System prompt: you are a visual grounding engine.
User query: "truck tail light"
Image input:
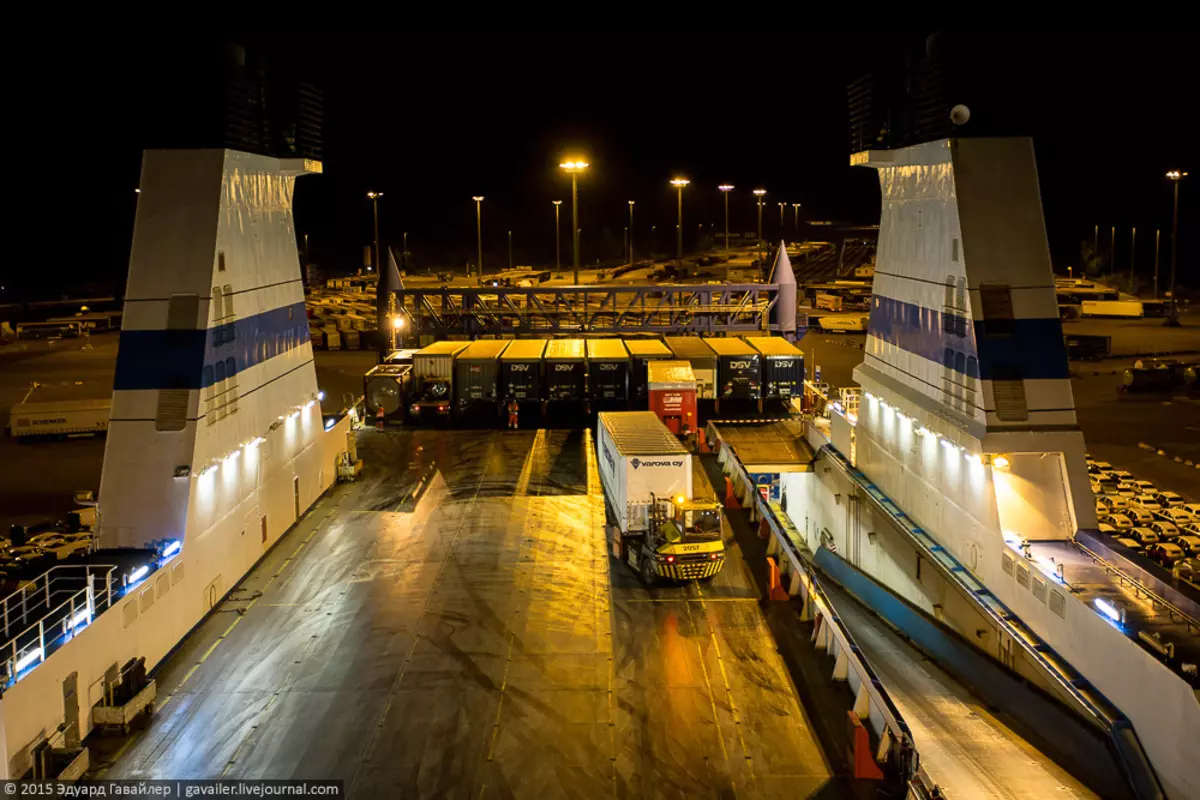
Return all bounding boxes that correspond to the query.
[665,555,675,563]
[710,553,719,560]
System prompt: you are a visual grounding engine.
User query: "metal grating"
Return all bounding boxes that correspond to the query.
[1032,576,1047,603]
[1016,563,1030,589]
[1001,551,1014,576]
[1049,590,1066,618]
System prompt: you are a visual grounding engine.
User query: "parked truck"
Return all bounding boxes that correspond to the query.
[454,340,510,417]
[596,411,725,583]
[705,337,761,405]
[9,400,111,439]
[624,339,673,401]
[500,339,546,405]
[665,336,717,399]
[408,341,469,421]
[545,339,587,406]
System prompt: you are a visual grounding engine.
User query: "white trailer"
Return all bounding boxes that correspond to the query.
[596,411,724,582]
[1081,300,1144,318]
[9,399,111,438]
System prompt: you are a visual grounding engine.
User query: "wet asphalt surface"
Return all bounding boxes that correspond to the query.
[93,426,832,798]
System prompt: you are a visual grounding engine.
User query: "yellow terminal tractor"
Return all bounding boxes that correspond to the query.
[596,411,726,583]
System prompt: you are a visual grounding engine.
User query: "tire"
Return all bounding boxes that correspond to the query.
[640,552,657,585]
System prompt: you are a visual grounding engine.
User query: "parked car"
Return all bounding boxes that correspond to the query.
[1088,461,1114,475]
[1113,482,1139,499]
[1182,503,1200,518]
[1147,521,1179,540]
[1098,494,1130,511]
[1125,507,1155,525]
[1110,469,1134,482]
[39,538,91,560]
[1146,542,1185,568]
[1113,537,1144,552]
[1179,522,1200,538]
[1133,496,1162,512]
[1160,508,1195,527]
[1175,557,1200,585]
[1130,479,1156,495]
[1128,527,1159,546]
[1175,535,1200,557]
[1154,491,1187,508]
[1098,523,1119,535]
[1100,514,1133,531]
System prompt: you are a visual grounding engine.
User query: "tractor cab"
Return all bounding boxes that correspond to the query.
[650,495,723,546]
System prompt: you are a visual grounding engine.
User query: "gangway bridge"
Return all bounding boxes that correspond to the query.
[390,282,784,337]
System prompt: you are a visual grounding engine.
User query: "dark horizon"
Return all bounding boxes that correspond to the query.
[8,30,1193,301]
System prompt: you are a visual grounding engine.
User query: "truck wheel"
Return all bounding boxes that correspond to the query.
[640,554,657,585]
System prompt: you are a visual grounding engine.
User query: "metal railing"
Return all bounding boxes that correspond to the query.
[711,430,925,788]
[1,565,119,690]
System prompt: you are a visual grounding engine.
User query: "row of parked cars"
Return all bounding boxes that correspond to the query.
[1088,457,1200,576]
[2,523,94,575]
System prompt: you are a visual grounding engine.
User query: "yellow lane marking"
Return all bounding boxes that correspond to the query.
[485,633,516,762]
[682,595,731,768]
[513,429,546,497]
[198,638,222,664]
[696,588,757,786]
[179,663,201,686]
[222,615,243,638]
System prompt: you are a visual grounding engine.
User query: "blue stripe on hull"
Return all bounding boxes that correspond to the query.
[868,295,1069,381]
[114,301,309,391]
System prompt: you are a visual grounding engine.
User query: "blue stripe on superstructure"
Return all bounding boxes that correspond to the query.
[113,301,309,391]
[868,295,1069,381]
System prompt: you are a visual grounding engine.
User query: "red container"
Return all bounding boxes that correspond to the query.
[647,360,698,434]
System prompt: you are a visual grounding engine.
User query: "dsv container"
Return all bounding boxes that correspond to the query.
[743,336,804,399]
[500,339,546,403]
[587,339,631,404]
[545,339,587,403]
[454,340,510,415]
[705,337,761,400]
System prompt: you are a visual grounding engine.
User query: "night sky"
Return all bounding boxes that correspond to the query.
[11,31,1192,301]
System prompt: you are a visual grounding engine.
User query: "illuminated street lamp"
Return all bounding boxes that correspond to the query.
[559,159,590,284]
[718,184,734,253]
[1165,169,1188,326]
[628,201,636,264]
[367,192,383,274]
[778,201,785,229]
[753,189,767,263]
[390,314,405,349]
[670,178,690,269]
[472,196,484,277]
[792,202,801,228]
[552,200,563,273]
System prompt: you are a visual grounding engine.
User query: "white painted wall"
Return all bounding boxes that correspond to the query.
[0,419,348,779]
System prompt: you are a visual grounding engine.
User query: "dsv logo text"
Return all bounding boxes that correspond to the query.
[509,364,530,372]
[728,361,755,369]
[630,458,684,469]
[554,364,576,372]
[597,363,618,371]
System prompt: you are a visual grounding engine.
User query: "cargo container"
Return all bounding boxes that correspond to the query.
[647,361,697,434]
[743,336,804,400]
[587,339,630,405]
[363,363,412,421]
[1081,300,1144,318]
[1064,334,1112,361]
[545,339,587,403]
[624,339,673,401]
[596,411,724,583]
[409,341,470,420]
[9,400,111,438]
[454,340,510,416]
[705,337,761,401]
[817,313,869,333]
[500,339,546,403]
[665,337,717,399]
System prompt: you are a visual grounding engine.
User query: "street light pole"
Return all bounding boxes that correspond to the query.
[559,159,590,285]
[1130,227,1136,289]
[793,203,801,228]
[1110,225,1116,276]
[753,189,766,264]
[778,202,785,230]
[1166,170,1188,326]
[508,230,513,271]
[367,192,383,274]
[472,196,484,278]
[628,201,635,265]
[719,185,733,253]
[1154,228,1161,298]
[553,200,562,274]
[670,178,689,271]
